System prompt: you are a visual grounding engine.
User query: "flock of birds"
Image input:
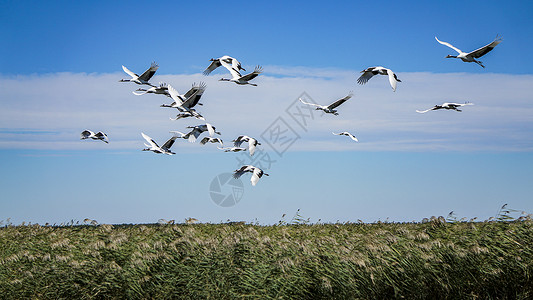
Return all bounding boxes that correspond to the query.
[81,36,502,186]
[83,55,268,185]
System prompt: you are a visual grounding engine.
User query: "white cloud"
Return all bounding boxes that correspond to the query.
[1,68,532,152]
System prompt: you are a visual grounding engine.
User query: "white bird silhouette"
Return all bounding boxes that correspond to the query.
[218,146,247,152]
[171,123,220,143]
[435,36,502,68]
[163,83,206,120]
[141,132,179,155]
[169,112,203,121]
[132,82,170,97]
[81,130,109,143]
[332,132,358,142]
[298,92,352,116]
[357,67,401,92]
[233,165,269,186]
[162,82,206,108]
[119,62,158,86]
[203,55,246,75]
[219,65,262,86]
[200,137,224,147]
[232,135,261,156]
[416,102,474,113]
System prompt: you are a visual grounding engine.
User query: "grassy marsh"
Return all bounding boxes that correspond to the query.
[1,213,532,299]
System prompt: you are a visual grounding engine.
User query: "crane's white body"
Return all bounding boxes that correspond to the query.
[141,132,179,155]
[435,36,502,68]
[171,123,220,143]
[332,131,358,142]
[232,135,261,156]
[200,137,224,147]
[218,146,247,152]
[81,130,109,143]
[120,62,158,86]
[163,83,206,120]
[203,55,246,75]
[298,92,352,115]
[133,82,170,97]
[170,112,203,121]
[416,102,474,113]
[219,63,262,86]
[357,66,401,92]
[233,165,269,186]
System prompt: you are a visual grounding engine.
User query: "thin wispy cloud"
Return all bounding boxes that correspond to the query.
[1,67,532,152]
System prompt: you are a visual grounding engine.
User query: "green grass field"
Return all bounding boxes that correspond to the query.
[1,213,532,299]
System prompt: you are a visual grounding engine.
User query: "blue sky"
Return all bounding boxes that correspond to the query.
[1,1,533,225]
